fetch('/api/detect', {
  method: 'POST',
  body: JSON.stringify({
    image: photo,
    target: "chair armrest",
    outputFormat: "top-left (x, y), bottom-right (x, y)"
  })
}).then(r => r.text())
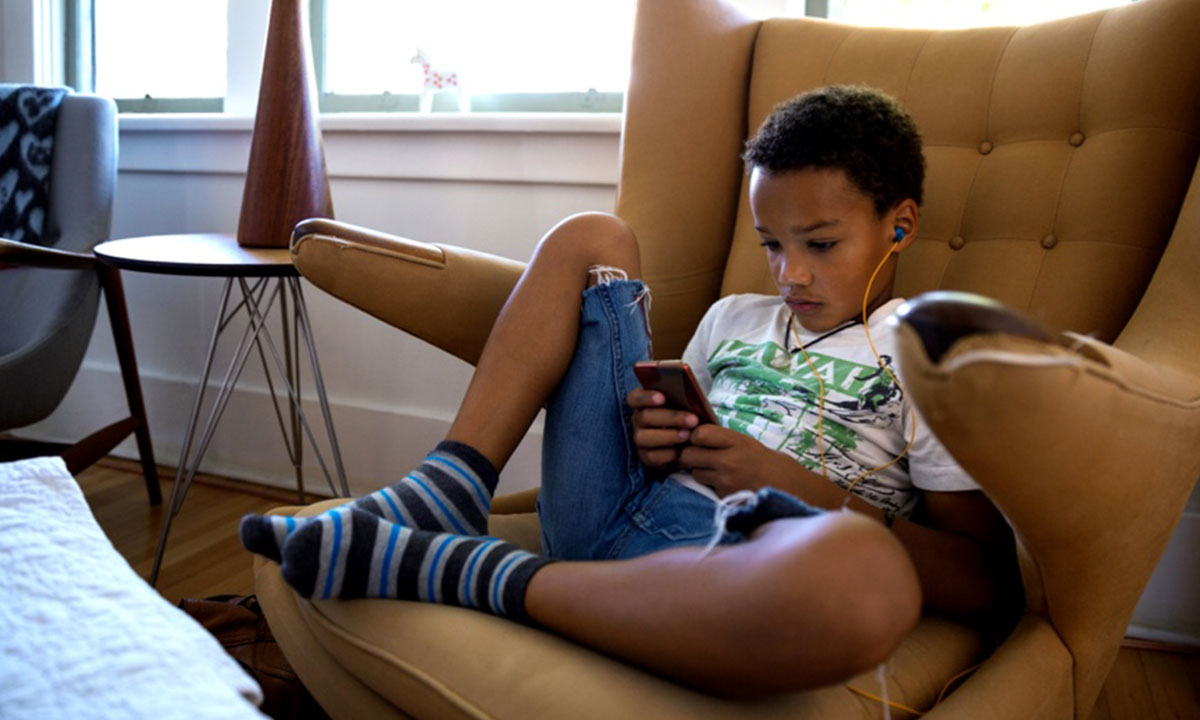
top-left (291, 219), bottom-right (526, 366)
top-left (490, 487), bottom-right (539, 515)
top-left (0, 237), bottom-right (97, 270)
top-left (894, 291), bottom-right (1200, 715)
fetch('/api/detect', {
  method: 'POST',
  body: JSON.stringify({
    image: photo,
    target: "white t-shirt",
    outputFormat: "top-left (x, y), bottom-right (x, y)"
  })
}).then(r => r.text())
top-left (671, 294), bottom-right (977, 517)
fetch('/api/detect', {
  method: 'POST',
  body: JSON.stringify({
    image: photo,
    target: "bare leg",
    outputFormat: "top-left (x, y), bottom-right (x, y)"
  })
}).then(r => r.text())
top-left (446, 212), bottom-right (641, 470)
top-left (526, 511), bottom-right (922, 697)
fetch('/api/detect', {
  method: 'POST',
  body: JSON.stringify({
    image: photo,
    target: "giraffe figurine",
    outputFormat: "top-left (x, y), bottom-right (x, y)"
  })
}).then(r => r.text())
top-left (410, 49), bottom-right (469, 113)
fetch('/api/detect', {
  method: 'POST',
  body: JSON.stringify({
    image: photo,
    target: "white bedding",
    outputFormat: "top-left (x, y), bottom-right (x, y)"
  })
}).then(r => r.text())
top-left (0, 457), bottom-right (265, 719)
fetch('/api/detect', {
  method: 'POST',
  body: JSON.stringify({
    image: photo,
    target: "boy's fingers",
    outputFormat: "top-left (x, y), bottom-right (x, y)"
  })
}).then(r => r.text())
top-left (636, 427), bottom-right (692, 448)
top-left (641, 448), bottom-right (680, 467)
top-left (687, 424), bottom-right (730, 447)
top-left (627, 388), bottom-right (665, 408)
top-left (679, 445), bottom-right (714, 469)
top-left (637, 408), bottom-right (699, 429)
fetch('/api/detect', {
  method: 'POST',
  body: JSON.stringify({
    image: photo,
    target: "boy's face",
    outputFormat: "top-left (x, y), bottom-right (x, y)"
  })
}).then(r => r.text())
top-left (749, 166), bottom-right (916, 333)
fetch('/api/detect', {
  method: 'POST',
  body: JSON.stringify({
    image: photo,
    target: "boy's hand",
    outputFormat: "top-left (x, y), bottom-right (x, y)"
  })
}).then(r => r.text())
top-left (627, 388), bottom-right (700, 469)
top-left (678, 424), bottom-right (778, 497)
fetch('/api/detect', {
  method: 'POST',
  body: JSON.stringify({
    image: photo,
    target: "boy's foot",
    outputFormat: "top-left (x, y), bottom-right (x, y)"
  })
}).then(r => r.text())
top-left (240, 440), bottom-right (497, 562)
top-left (281, 507), bottom-right (552, 624)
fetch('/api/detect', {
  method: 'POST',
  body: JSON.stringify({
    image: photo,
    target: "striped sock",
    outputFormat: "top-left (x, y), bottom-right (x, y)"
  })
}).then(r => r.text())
top-left (240, 440), bottom-right (497, 562)
top-left (280, 508), bottom-right (552, 624)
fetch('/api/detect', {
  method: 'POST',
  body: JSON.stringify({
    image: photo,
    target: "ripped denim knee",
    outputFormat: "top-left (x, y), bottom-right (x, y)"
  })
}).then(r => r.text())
top-left (703, 487), bottom-right (825, 552)
top-left (583, 265), bottom-right (652, 353)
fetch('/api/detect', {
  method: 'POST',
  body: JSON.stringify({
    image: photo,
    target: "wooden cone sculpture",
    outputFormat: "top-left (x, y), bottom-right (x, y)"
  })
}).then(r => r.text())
top-left (237, 0), bottom-right (333, 248)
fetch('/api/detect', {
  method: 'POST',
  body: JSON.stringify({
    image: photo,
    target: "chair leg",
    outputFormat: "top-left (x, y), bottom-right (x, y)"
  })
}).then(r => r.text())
top-left (61, 417), bottom-right (139, 474)
top-left (99, 263), bottom-right (162, 506)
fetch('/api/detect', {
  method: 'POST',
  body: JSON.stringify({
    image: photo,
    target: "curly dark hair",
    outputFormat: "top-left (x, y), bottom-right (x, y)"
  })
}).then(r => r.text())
top-left (742, 85), bottom-right (925, 216)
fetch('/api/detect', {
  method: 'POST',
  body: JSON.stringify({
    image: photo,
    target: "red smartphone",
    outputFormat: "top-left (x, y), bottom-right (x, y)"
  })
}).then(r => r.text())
top-left (633, 360), bottom-right (718, 424)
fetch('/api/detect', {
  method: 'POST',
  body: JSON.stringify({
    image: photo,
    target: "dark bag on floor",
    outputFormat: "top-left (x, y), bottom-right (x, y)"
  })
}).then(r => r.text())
top-left (178, 594), bottom-right (327, 720)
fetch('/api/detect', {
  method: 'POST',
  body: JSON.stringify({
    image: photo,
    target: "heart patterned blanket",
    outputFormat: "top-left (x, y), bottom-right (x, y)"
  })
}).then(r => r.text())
top-left (0, 85), bottom-right (67, 246)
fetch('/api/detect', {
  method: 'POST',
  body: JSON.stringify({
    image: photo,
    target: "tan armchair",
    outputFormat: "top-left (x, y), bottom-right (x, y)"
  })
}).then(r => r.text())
top-left (255, 0), bottom-right (1200, 717)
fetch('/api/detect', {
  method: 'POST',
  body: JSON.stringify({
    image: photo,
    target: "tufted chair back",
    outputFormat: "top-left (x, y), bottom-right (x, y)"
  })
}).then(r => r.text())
top-left (618, 0), bottom-right (1200, 362)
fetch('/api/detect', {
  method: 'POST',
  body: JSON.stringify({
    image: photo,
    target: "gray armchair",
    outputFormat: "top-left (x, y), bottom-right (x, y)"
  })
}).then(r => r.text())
top-left (0, 88), bottom-right (159, 504)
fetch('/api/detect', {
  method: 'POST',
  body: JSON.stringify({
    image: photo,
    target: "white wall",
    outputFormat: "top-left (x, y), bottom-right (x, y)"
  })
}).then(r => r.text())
top-left (0, 0), bottom-right (60, 84)
top-left (1129, 487), bottom-right (1200, 645)
top-left (1, 0), bottom-right (36, 82)
top-left (24, 113), bottom-right (621, 499)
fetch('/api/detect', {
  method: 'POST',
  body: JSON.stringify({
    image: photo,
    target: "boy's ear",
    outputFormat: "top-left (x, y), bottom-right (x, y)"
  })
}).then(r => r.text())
top-left (890, 199), bottom-right (919, 252)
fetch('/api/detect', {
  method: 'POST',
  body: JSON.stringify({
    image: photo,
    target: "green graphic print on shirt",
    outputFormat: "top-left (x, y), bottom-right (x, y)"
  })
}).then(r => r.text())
top-left (706, 337), bottom-right (910, 509)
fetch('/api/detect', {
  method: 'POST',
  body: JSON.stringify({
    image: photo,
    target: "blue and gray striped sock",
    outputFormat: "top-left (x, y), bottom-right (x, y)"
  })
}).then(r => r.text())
top-left (240, 440), bottom-right (497, 562)
top-left (281, 507), bottom-right (552, 624)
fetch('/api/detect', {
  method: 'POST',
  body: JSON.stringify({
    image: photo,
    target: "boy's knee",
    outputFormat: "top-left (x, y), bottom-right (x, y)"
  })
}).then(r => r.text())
top-left (807, 513), bottom-right (920, 668)
top-left (752, 513), bottom-right (921, 685)
top-left (554, 211), bottom-right (634, 243)
top-left (537, 212), bottom-right (639, 271)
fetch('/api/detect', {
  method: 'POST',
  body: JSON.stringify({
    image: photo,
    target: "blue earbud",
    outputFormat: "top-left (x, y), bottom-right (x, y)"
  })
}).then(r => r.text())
top-left (893, 227), bottom-right (905, 243)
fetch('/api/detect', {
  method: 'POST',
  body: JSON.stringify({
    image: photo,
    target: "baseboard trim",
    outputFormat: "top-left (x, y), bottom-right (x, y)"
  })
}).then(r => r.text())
top-left (21, 362), bottom-right (544, 498)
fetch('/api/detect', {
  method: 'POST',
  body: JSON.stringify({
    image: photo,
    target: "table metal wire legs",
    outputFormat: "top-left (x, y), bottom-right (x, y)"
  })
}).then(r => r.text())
top-left (149, 277), bottom-right (348, 586)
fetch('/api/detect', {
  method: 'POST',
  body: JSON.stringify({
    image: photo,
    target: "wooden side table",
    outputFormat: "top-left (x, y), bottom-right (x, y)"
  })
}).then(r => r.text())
top-left (95, 233), bottom-right (349, 585)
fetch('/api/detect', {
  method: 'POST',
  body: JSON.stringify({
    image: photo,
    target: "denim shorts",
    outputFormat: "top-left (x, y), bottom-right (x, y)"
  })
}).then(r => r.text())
top-left (537, 278), bottom-right (730, 561)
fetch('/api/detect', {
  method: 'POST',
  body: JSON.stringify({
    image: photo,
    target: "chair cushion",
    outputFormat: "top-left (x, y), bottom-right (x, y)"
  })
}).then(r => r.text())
top-left (266, 501), bottom-right (986, 719)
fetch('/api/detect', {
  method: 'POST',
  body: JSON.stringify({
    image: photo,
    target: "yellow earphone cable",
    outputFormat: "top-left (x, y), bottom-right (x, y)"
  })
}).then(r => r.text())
top-left (845, 662), bottom-right (983, 717)
top-left (845, 243), bottom-right (917, 496)
top-left (791, 237), bottom-right (977, 717)
top-left (796, 341), bottom-right (829, 480)
top-left (845, 685), bottom-right (925, 716)
top-left (790, 241), bottom-right (916, 495)
top-left (792, 237), bottom-right (975, 717)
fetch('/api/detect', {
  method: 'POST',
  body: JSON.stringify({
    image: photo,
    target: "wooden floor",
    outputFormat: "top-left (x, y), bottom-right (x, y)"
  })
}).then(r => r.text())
top-left (79, 458), bottom-right (1199, 718)
top-left (77, 457), bottom-right (311, 606)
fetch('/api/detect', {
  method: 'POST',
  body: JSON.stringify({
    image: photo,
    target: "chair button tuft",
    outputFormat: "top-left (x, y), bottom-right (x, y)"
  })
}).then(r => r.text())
top-left (978, 141), bottom-right (994, 155)
top-left (1041, 234), bottom-right (1058, 249)
top-left (949, 236), bottom-right (966, 250)
top-left (1069, 132), bottom-right (1086, 147)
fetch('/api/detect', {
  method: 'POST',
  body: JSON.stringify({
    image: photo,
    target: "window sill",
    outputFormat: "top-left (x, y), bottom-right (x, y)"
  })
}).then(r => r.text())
top-left (116, 112), bottom-right (623, 186)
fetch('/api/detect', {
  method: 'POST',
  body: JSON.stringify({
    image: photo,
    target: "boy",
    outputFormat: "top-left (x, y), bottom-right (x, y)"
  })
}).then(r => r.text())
top-left (241, 85), bottom-right (1016, 696)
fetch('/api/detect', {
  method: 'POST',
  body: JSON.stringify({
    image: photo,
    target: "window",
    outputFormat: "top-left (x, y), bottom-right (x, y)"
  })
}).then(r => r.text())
top-left (62, 0), bottom-right (1136, 114)
top-left (69, 0), bottom-right (637, 114)
top-left (85, 0), bottom-right (226, 112)
top-left (319, 0), bottom-right (634, 112)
